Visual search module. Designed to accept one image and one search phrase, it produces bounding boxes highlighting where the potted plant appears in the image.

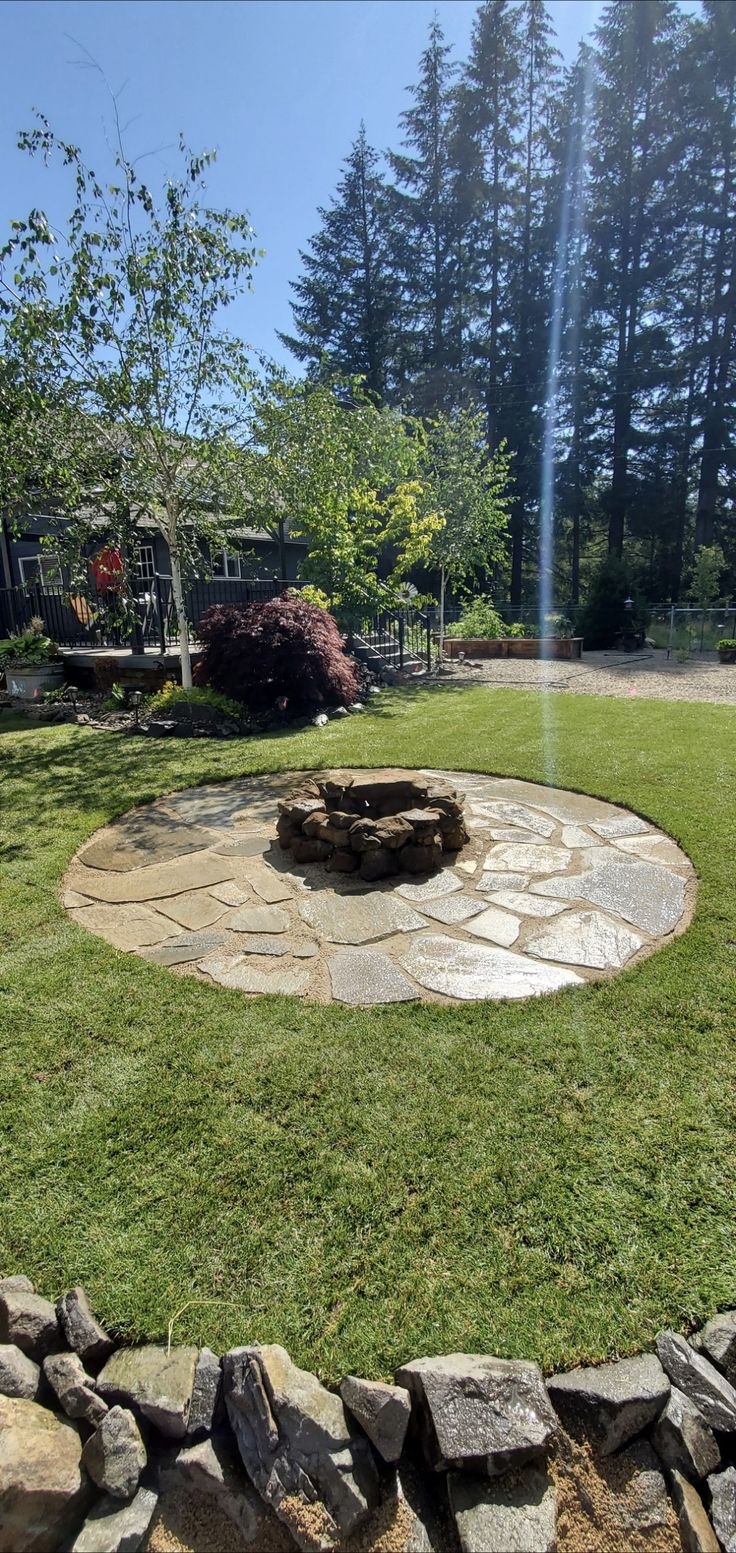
[717,638,736,665]
[0,620,64,700]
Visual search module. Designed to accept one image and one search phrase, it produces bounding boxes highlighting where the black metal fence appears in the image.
[0,574,287,652]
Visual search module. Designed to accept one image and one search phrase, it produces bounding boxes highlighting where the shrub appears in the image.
[445,598,509,640]
[0,629,61,669]
[193,594,359,714]
[576,558,649,649]
[147,682,244,722]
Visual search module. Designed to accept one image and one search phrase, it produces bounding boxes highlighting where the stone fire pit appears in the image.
[275,769,469,882]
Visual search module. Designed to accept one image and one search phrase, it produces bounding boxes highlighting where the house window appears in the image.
[212,549,243,579]
[135,544,156,582]
[18,552,62,587]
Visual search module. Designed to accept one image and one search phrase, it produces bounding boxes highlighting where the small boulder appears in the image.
[224,1343,379,1550]
[0,1277,34,1295]
[97,1344,198,1438]
[187,1347,223,1439]
[81,1405,146,1500]
[448,1463,557,1553]
[70,1485,159,1553]
[656,1330,736,1431]
[43,1352,108,1427]
[312,712,329,728]
[0,1344,42,1402]
[340,1375,411,1463]
[174,1434,269,1541]
[612,1442,671,1536]
[0,1394,90,1553]
[57,1287,115,1368]
[670,1469,719,1553]
[547,1353,669,1455]
[693,1311,736,1386]
[394,1353,557,1475]
[708,1465,736,1553]
[652,1385,720,1480]
[0,1289,59,1361]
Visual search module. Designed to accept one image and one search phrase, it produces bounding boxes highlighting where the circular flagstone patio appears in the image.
[62,769,697,1006]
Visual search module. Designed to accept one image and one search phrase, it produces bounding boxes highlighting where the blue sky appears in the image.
[1,0,603,365]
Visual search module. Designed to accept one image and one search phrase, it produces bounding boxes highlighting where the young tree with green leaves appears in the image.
[244,372,422,627]
[391,406,513,654]
[0,118,257,687]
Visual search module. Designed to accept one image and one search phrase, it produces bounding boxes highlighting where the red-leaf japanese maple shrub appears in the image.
[193,594,359,715]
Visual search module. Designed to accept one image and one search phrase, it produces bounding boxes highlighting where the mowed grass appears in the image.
[1,684,735,1382]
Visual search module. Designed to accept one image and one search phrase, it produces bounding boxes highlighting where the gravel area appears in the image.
[438,648,736,705]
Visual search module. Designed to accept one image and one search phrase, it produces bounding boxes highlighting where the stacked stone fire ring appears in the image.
[275,769,470,882]
[62,768,697,1007]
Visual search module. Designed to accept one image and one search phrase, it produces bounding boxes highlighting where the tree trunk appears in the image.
[169,544,192,690]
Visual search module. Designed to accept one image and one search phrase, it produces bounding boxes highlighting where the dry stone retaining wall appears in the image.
[2,1272,736,1551]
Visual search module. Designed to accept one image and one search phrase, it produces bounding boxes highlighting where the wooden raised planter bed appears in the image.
[444,636,583,661]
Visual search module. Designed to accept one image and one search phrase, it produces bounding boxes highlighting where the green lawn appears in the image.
[1,685,735,1383]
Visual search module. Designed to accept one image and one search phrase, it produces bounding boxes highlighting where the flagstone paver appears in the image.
[141,931,227,965]
[398,934,584,1000]
[64,769,695,1006]
[531,858,688,936]
[153,893,230,931]
[525,909,645,970]
[482,844,572,875]
[327,950,418,1006]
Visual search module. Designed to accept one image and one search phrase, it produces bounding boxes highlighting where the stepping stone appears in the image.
[488,828,552,844]
[473,802,556,838]
[229,935,290,957]
[200,956,309,996]
[209,881,251,907]
[327,950,418,1005]
[67,854,236,904]
[238,864,295,904]
[63,890,94,908]
[162,785,260,829]
[212,836,273,858]
[153,893,230,931]
[589,814,649,840]
[526,909,645,969]
[561,825,597,848]
[78,813,212,872]
[531,858,687,935]
[476,872,531,893]
[141,931,226,965]
[69,904,173,951]
[298,893,426,945]
[418,895,487,925]
[291,940,319,958]
[228,905,290,934]
[483,844,571,875]
[488,891,567,918]
[613,834,688,866]
[398,934,583,1001]
[456,860,477,876]
[465,906,521,947]
[396,870,464,903]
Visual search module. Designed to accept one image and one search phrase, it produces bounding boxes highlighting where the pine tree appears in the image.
[388,16,459,411]
[587,0,688,558]
[279,126,398,398]
[692,0,736,553]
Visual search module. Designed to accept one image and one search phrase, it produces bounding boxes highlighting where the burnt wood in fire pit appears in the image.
[276,770,469,881]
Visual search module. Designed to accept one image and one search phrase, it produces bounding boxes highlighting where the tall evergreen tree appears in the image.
[588,0,687,558]
[279,125,398,397]
[388,16,459,411]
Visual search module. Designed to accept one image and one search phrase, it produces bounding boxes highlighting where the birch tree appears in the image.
[0,117,257,686]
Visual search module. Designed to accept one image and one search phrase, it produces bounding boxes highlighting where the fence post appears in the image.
[398,614,405,670]
[154,574,167,654]
[426,615,432,673]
